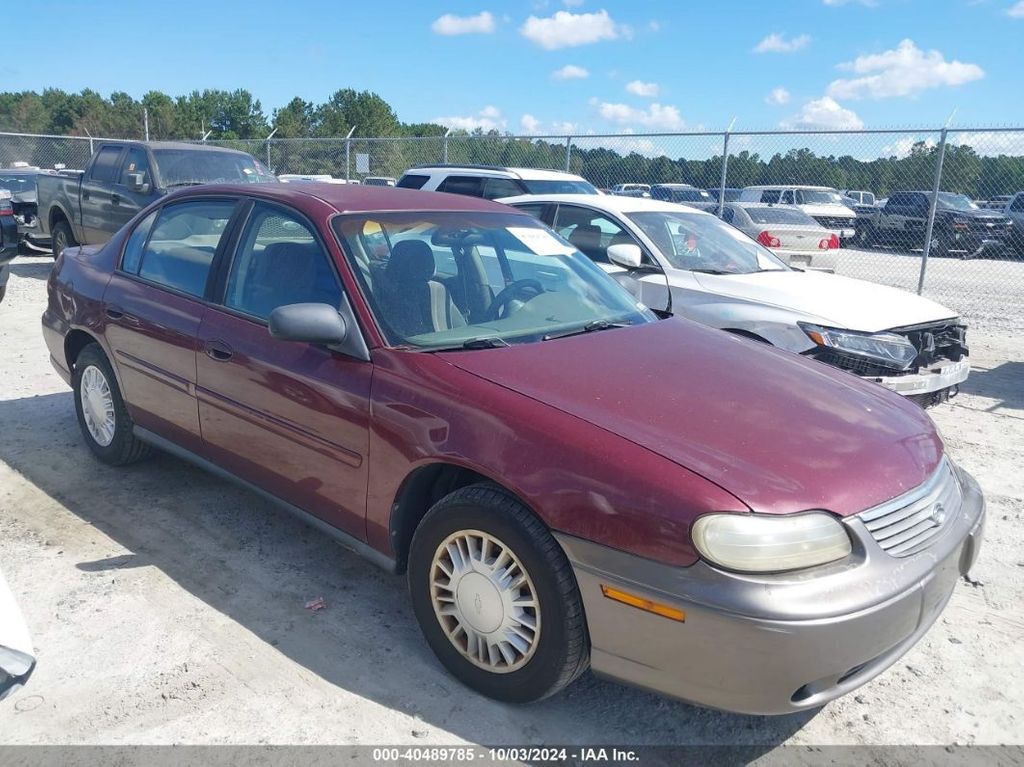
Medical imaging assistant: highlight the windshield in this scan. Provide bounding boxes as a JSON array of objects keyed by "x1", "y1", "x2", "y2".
[
  {"x1": 656, "y1": 187, "x2": 711, "y2": 202},
  {"x1": 627, "y1": 210, "x2": 789, "y2": 274},
  {"x1": 0, "y1": 175, "x2": 35, "y2": 195},
  {"x1": 744, "y1": 206, "x2": 816, "y2": 225},
  {"x1": 332, "y1": 212, "x2": 653, "y2": 349},
  {"x1": 937, "y1": 192, "x2": 979, "y2": 211},
  {"x1": 153, "y1": 149, "x2": 277, "y2": 187},
  {"x1": 520, "y1": 179, "x2": 598, "y2": 195},
  {"x1": 796, "y1": 190, "x2": 844, "y2": 205}
]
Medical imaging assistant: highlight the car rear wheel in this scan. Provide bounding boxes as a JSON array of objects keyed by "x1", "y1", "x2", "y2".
[
  {"x1": 51, "y1": 220, "x2": 75, "y2": 259},
  {"x1": 72, "y1": 343, "x2": 151, "y2": 465},
  {"x1": 408, "y1": 484, "x2": 589, "y2": 703}
]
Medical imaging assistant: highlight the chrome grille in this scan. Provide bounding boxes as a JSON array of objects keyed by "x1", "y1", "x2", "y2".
[{"x1": 858, "y1": 460, "x2": 962, "y2": 557}]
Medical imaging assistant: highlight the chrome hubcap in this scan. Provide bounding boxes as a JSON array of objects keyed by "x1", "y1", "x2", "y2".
[
  {"x1": 80, "y1": 365, "x2": 115, "y2": 447},
  {"x1": 430, "y1": 530, "x2": 540, "y2": 673}
]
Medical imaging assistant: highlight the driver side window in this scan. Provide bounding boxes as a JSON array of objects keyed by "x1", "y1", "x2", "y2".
[
  {"x1": 223, "y1": 203, "x2": 342, "y2": 321},
  {"x1": 552, "y1": 206, "x2": 638, "y2": 264}
]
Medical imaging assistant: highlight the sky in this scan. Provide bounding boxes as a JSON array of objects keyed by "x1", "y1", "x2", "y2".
[{"x1": 10, "y1": 0, "x2": 1024, "y2": 136}]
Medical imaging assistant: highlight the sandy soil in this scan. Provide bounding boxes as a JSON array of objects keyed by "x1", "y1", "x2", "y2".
[{"x1": 0, "y1": 255, "x2": 1021, "y2": 747}]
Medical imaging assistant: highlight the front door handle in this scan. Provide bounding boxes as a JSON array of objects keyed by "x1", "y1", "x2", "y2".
[
  {"x1": 111, "y1": 194, "x2": 120, "y2": 206},
  {"x1": 82, "y1": 190, "x2": 90, "y2": 200},
  {"x1": 105, "y1": 306, "x2": 125, "y2": 320},
  {"x1": 204, "y1": 340, "x2": 233, "y2": 361}
]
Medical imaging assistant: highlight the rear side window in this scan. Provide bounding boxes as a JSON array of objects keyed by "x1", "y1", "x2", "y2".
[
  {"x1": 396, "y1": 174, "x2": 429, "y2": 190},
  {"x1": 759, "y1": 190, "x2": 782, "y2": 204},
  {"x1": 437, "y1": 176, "x2": 484, "y2": 197},
  {"x1": 223, "y1": 203, "x2": 342, "y2": 321},
  {"x1": 720, "y1": 207, "x2": 735, "y2": 224},
  {"x1": 91, "y1": 146, "x2": 124, "y2": 182},
  {"x1": 482, "y1": 177, "x2": 526, "y2": 200},
  {"x1": 1012, "y1": 196, "x2": 1024, "y2": 212},
  {"x1": 137, "y1": 200, "x2": 237, "y2": 297},
  {"x1": 746, "y1": 207, "x2": 814, "y2": 225},
  {"x1": 121, "y1": 209, "x2": 158, "y2": 274}
]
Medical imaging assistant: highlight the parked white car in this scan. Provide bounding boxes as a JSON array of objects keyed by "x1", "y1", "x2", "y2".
[
  {"x1": 503, "y1": 194, "x2": 969, "y2": 404},
  {"x1": 720, "y1": 202, "x2": 839, "y2": 271},
  {"x1": 609, "y1": 183, "x2": 651, "y2": 198},
  {"x1": 397, "y1": 165, "x2": 597, "y2": 199},
  {"x1": 0, "y1": 569, "x2": 34, "y2": 701},
  {"x1": 740, "y1": 185, "x2": 858, "y2": 242},
  {"x1": 278, "y1": 174, "x2": 349, "y2": 184}
]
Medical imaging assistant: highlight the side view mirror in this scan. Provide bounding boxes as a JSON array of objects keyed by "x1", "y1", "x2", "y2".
[
  {"x1": 269, "y1": 303, "x2": 348, "y2": 345},
  {"x1": 607, "y1": 243, "x2": 643, "y2": 270},
  {"x1": 127, "y1": 172, "x2": 149, "y2": 193}
]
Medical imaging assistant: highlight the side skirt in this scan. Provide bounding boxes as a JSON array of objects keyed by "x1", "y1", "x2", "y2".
[{"x1": 133, "y1": 426, "x2": 397, "y2": 574}]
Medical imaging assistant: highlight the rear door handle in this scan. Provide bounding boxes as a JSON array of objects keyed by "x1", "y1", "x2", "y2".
[
  {"x1": 204, "y1": 340, "x2": 233, "y2": 361},
  {"x1": 105, "y1": 306, "x2": 125, "y2": 320},
  {"x1": 111, "y1": 194, "x2": 120, "y2": 206},
  {"x1": 82, "y1": 190, "x2": 90, "y2": 200}
]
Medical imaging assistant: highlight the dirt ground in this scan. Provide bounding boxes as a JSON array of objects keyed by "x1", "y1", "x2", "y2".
[{"x1": 0, "y1": 255, "x2": 1022, "y2": 748}]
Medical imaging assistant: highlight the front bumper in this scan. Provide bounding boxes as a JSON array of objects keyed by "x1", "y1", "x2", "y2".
[
  {"x1": 873, "y1": 356, "x2": 970, "y2": 396},
  {"x1": 556, "y1": 464, "x2": 985, "y2": 715}
]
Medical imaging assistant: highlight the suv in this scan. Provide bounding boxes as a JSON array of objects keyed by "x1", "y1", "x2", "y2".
[
  {"x1": 740, "y1": 185, "x2": 857, "y2": 241},
  {"x1": 396, "y1": 165, "x2": 598, "y2": 199},
  {"x1": 609, "y1": 183, "x2": 651, "y2": 198}
]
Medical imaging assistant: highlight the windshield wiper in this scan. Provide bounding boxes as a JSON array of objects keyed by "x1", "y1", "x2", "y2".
[
  {"x1": 689, "y1": 268, "x2": 734, "y2": 275},
  {"x1": 425, "y1": 337, "x2": 511, "y2": 352},
  {"x1": 542, "y1": 319, "x2": 630, "y2": 341},
  {"x1": 165, "y1": 181, "x2": 208, "y2": 189}
]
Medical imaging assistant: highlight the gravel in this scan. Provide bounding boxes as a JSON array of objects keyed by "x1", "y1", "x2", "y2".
[{"x1": 0, "y1": 254, "x2": 1021, "y2": 746}]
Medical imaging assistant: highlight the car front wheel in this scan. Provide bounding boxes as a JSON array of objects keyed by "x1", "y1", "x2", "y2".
[
  {"x1": 408, "y1": 484, "x2": 589, "y2": 703},
  {"x1": 72, "y1": 343, "x2": 151, "y2": 465}
]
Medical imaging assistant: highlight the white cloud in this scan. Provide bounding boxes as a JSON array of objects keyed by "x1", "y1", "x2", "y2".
[
  {"x1": 431, "y1": 11, "x2": 496, "y2": 35},
  {"x1": 648, "y1": 20, "x2": 661, "y2": 31},
  {"x1": 563, "y1": 0, "x2": 584, "y2": 6},
  {"x1": 431, "y1": 105, "x2": 506, "y2": 131},
  {"x1": 625, "y1": 80, "x2": 660, "y2": 97},
  {"x1": 781, "y1": 96, "x2": 864, "y2": 130},
  {"x1": 765, "y1": 87, "x2": 791, "y2": 105},
  {"x1": 520, "y1": 114, "x2": 542, "y2": 133},
  {"x1": 551, "y1": 120, "x2": 578, "y2": 133},
  {"x1": 827, "y1": 39, "x2": 984, "y2": 100},
  {"x1": 1009, "y1": 1, "x2": 1024, "y2": 17},
  {"x1": 552, "y1": 64, "x2": 590, "y2": 80},
  {"x1": 753, "y1": 32, "x2": 810, "y2": 53},
  {"x1": 952, "y1": 131, "x2": 1024, "y2": 156},
  {"x1": 591, "y1": 99, "x2": 685, "y2": 130},
  {"x1": 881, "y1": 136, "x2": 937, "y2": 158},
  {"x1": 520, "y1": 10, "x2": 623, "y2": 49}
]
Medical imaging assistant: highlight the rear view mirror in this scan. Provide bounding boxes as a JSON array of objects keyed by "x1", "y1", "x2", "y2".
[
  {"x1": 269, "y1": 303, "x2": 348, "y2": 345},
  {"x1": 607, "y1": 243, "x2": 643, "y2": 270}
]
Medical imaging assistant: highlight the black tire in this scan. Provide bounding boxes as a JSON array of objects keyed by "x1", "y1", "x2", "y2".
[
  {"x1": 0, "y1": 284, "x2": 6, "y2": 305},
  {"x1": 72, "y1": 343, "x2": 151, "y2": 466},
  {"x1": 408, "y1": 484, "x2": 589, "y2": 703},
  {"x1": 51, "y1": 219, "x2": 75, "y2": 259},
  {"x1": 928, "y1": 232, "x2": 950, "y2": 259}
]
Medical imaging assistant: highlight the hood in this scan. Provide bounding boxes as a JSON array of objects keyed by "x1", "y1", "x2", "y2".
[
  {"x1": 691, "y1": 269, "x2": 958, "y2": 333},
  {"x1": 939, "y1": 207, "x2": 1008, "y2": 222},
  {"x1": 440, "y1": 318, "x2": 943, "y2": 517}
]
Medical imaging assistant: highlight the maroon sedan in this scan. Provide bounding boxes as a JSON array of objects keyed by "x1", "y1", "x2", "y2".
[{"x1": 42, "y1": 184, "x2": 984, "y2": 714}]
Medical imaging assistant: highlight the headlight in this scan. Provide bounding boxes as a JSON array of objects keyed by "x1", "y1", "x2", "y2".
[
  {"x1": 692, "y1": 512, "x2": 852, "y2": 573},
  {"x1": 800, "y1": 323, "x2": 918, "y2": 370}
]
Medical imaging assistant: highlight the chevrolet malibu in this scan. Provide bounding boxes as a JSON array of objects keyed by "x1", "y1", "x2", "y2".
[{"x1": 42, "y1": 184, "x2": 984, "y2": 714}]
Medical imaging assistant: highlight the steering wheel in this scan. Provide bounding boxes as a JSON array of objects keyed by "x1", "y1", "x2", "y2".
[{"x1": 485, "y1": 279, "x2": 544, "y2": 321}]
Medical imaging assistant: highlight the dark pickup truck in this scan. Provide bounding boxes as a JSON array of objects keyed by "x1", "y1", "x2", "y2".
[
  {"x1": 37, "y1": 141, "x2": 276, "y2": 257},
  {"x1": 857, "y1": 190, "x2": 1014, "y2": 258}
]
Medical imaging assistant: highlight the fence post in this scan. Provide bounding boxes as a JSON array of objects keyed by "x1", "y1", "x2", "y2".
[
  {"x1": 565, "y1": 136, "x2": 573, "y2": 173},
  {"x1": 918, "y1": 127, "x2": 949, "y2": 295},
  {"x1": 443, "y1": 128, "x2": 451, "y2": 164},
  {"x1": 345, "y1": 125, "x2": 356, "y2": 182},
  {"x1": 717, "y1": 130, "x2": 731, "y2": 218},
  {"x1": 266, "y1": 140, "x2": 272, "y2": 171}
]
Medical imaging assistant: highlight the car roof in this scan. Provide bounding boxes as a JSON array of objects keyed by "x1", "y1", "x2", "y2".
[
  {"x1": 743, "y1": 184, "x2": 837, "y2": 191},
  {"x1": 499, "y1": 193, "x2": 714, "y2": 216},
  {"x1": 651, "y1": 183, "x2": 699, "y2": 188},
  {"x1": 95, "y1": 140, "x2": 255, "y2": 156},
  {"x1": 409, "y1": 164, "x2": 588, "y2": 182},
  {"x1": 165, "y1": 182, "x2": 519, "y2": 214}
]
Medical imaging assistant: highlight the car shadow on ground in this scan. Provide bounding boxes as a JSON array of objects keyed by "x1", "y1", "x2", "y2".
[
  {"x1": 10, "y1": 259, "x2": 53, "y2": 281},
  {"x1": 959, "y1": 361, "x2": 1024, "y2": 413},
  {"x1": 0, "y1": 390, "x2": 816, "y2": 748}
]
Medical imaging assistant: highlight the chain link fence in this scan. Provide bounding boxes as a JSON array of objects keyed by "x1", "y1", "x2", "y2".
[{"x1": 3, "y1": 127, "x2": 1023, "y2": 333}]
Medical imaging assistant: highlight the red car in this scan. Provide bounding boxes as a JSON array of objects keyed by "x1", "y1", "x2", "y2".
[{"x1": 42, "y1": 184, "x2": 985, "y2": 714}]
